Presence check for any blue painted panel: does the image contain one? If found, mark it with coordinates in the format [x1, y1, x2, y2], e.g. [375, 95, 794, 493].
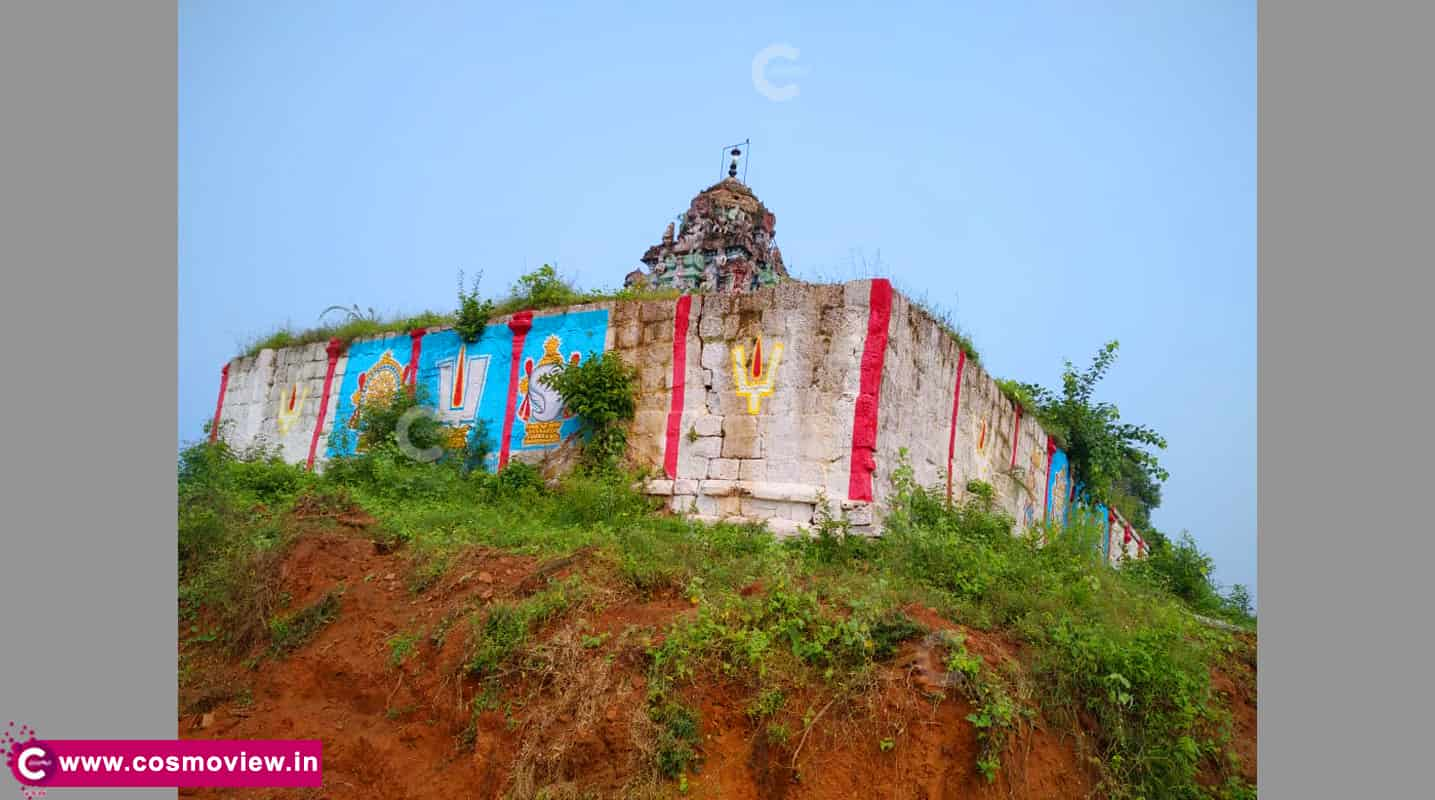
[1045, 449, 1069, 523]
[505, 309, 610, 458]
[327, 334, 413, 457]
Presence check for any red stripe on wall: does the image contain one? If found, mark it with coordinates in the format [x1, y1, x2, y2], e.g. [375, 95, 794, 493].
[402, 328, 426, 386]
[209, 363, 230, 443]
[945, 349, 967, 503]
[663, 295, 693, 479]
[307, 338, 344, 470]
[499, 311, 535, 470]
[847, 279, 893, 502]
[1042, 435, 1056, 522]
[1009, 403, 1023, 468]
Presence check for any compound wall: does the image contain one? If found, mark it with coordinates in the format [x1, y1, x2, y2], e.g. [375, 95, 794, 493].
[211, 279, 1144, 562]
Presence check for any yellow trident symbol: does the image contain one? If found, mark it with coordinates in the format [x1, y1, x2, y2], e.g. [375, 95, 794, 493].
[276, 383, 309, 437]
[731, 336, 783, 415]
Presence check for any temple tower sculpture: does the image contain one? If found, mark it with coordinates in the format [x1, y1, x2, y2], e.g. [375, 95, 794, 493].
[626, 176, 790, 293]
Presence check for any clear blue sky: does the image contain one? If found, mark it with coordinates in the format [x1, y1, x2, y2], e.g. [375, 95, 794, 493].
[179, 1, 1256, 597]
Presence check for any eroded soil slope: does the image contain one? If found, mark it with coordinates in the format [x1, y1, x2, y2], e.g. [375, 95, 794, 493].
[179, 521, 1253, 800]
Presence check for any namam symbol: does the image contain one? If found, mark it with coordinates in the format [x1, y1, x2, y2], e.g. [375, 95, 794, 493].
[731, 336, 783, 415]
[275, 383, 309, 437]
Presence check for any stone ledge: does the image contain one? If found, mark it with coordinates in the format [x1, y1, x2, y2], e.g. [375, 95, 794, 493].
[688, 514, 809, 539]
[644, 478, 828, 505]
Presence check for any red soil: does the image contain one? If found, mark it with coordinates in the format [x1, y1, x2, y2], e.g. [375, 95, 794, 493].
[179, 526, 1253, 799]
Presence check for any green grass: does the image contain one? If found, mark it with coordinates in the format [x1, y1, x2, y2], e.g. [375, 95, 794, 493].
[466, 577, 585, 677]
[234, 264, 684, 359]
[269, 590, 342, 656]
[240, 310, 455, 358]
[387, 630, 421, 668]
[178, 437, 1253, 799]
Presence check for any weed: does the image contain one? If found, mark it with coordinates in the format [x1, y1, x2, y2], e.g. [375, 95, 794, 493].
[455, 269, 496, 343]
[387, 631, 420, 668]
[239, 309, 452, 359]
[581, 632, 610, 649]
[269, 590, 342, 656]
[964, 479, 996, 508]
[649, 700, 702, 780]
[879, 737, 896, 753]
[765, 723, 791, 745]
[746, 689, 786, 720]
[466, 578, 585, 677]
[937, 630, 1018, 782]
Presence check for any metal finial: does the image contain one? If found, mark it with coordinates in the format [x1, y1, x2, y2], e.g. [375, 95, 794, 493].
[720, 139, 750, 182]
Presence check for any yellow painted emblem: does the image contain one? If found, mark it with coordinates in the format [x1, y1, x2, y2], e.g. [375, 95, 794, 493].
[731, 336, 783, 415]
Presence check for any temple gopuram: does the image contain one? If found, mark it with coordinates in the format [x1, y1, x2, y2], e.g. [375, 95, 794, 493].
[625, 174, 790, 294]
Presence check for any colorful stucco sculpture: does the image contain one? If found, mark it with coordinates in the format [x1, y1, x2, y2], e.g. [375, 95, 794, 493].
[626, 177, 790, 293]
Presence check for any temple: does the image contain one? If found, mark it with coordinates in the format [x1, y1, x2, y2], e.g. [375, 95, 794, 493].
[625, 176, 790, 294]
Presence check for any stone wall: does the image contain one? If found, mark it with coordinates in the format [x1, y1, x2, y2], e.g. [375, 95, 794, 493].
[210, 278, 1144, 563]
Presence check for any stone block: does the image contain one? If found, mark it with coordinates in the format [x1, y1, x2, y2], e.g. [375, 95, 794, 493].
[700, 342, 727, 371]
[707, 458, 740, 480]
[842, 501, 874, 527]
[722, 416, 762, 458]
[689, 435, 723, 459]
[700, 479, 737, 496]
[673, 479, 699, 495]
[698, 310, 725, 337]
[695, 493, 742, 517]
[692, 415, 723, 438]
[616, 319, 641, 348]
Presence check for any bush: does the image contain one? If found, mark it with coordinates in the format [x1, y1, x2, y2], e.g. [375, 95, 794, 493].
[455, 269, 496, 343]
[872, 453, 1226, 797]
[501, 264, 586, 311]
[539, 351, 638, 468]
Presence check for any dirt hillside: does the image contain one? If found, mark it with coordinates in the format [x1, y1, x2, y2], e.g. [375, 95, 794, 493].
[179, 521, 1254, 799]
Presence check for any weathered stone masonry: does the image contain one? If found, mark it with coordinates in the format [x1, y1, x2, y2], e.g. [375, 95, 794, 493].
[212, 176, 1143, 562]
[211, 278, 1145, 564]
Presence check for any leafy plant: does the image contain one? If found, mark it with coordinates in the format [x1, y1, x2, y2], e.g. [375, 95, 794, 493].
[455, 269, 496, 343]
[269, 590, 342, 655]
[540, 351, 638, 469]
[1015, 341, 1168, 527]
[964, 479, 996, 509]
[994, 378, 1037, 412]
[387, 631, 420, 667]
[180, 401, 1247, 800]
[649, 700, 702, 780]
[504, 264, 585, 311]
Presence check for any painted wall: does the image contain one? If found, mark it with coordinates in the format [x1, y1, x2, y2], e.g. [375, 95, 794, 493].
[210, 279, 1145, 557]
[320, 310, 610, 469]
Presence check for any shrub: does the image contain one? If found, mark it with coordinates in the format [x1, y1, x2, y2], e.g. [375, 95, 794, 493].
[455, 269, 496, 343]
[494, 460, 544, 495]
[502, 264, 586, 311]
[540, 351, 638, 469]
[649, 701, 702, 779]
[1015, 341, 1168, 527]
[269, 590, 342, 655]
